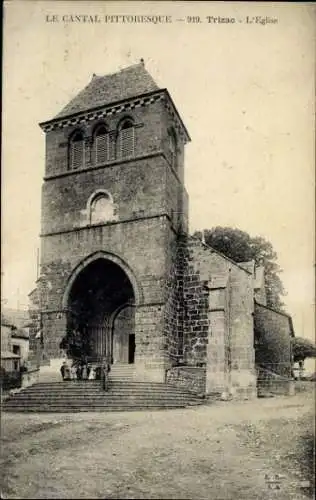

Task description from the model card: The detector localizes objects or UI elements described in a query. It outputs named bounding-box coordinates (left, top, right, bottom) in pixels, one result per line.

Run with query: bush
left=0, top=370, right=22, bottom=391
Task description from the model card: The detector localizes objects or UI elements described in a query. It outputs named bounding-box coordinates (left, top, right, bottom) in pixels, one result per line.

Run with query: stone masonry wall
left=42, top=157, right=167, bottom=235
left=189, top=240, right=257, bottom=399
left=135, top=304, right=166, bottom=382
left=229, top=262, right=256, bottom=398
left=254, top=302, right=293, bottom=378
left=164, top=236, right=181, bottom=363
left=166, top=367, right=206, bottom=396
left=183, top=239, right=209, bottom=367
left=164, top=236, right=257, bottom=398
left=164, top=235, right=209, bottom=394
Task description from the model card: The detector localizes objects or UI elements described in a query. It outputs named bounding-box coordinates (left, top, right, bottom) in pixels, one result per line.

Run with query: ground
left=1, top=387, right=314, bottom=499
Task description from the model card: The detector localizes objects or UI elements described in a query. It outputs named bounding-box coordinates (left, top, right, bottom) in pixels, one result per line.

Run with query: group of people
left=60, top=360, right=96, bottom=381
left=60, top=359, right=111, bottom=387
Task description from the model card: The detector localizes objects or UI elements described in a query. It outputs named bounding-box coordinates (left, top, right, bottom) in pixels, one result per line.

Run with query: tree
left=292, top=337, right=316, bottom=363
left=59, top=329, right=92, bottom=362
left=194, top=226, right=286, bottom=310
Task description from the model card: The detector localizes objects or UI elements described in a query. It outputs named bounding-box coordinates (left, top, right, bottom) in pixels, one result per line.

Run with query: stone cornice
left=40, top=213, right=171, bottom=238
left=39, top=89, right=191, bottom=143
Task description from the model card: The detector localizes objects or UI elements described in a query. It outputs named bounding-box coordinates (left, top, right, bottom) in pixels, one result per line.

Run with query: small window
left=90, top=192, right=114, bottom=224
left=94, top=125, right=109, bottom=165
left=169, top=129, right=177, bottom=170
left=118, top=119, right=135, bottom=159
left=13, top=345, right=20, bottom=355
left=69, top=131, right=84, bottom=170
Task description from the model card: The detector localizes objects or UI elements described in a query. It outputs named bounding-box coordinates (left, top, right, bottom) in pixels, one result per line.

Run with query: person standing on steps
left=60, top=361, right=67, bottom=381
left=76, top=362, right=83, bottom=381
left=82, top=362, right=88, bottom=380
left=70, top=363, right=77, bottom=380
left=101, top=358, right=111, bottom=391
left=60, top=361, right=71, bottom=381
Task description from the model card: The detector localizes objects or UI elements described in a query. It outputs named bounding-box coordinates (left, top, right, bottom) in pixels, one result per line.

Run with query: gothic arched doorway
left=111, top=304, right=136, bottom=364
left=65, top=257, right=136, bottom=363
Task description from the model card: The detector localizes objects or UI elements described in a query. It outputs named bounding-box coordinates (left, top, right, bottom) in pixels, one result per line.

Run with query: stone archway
left=62, top=251, right=142, bottom=309
left=63, top=254, right=139, bottom=363
left=109, top=303, right=136, bottom=364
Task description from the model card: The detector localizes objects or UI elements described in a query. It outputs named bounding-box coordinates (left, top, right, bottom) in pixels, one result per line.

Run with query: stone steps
left=2, top=379, right=204, bottom=412
left=109, top=365, right=136, bottom=381
left=20, top=381, right=197, bottom=392
left=5, top=392, right=201, bottom=401
left=4, top=398, right=201, bottom=405
left=2, top=406, right=197, bottom=413
left=9, top=392, right=201, bottom=399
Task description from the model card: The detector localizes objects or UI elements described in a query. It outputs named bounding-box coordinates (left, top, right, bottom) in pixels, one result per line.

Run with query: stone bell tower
left=38, top=61, right=190, bottom=381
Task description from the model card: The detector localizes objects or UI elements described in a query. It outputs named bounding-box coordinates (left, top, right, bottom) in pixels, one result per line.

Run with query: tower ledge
left=39, top=89, right=191, bottom=144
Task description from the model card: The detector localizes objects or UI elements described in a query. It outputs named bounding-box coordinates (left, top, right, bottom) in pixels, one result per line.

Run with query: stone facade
left=34, top=62, right=294, bottom=399
left=37, top=62, right=190, bottom=384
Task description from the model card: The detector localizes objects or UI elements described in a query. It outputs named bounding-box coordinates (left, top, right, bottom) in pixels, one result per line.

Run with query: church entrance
left=65, top=257, right=136, bottom=364
left=111, top=304, right=135, bottom=364
left=128, top=334, right=136, bottom=364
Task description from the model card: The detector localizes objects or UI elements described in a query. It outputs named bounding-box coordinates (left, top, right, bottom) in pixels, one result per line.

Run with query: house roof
left=11, top=328, right=30, bottom=340
left=1, top=308, right=30, bottom=329
left=1, top=351, right=21, bottom=359
left=54, top=62, right=160, bottom=119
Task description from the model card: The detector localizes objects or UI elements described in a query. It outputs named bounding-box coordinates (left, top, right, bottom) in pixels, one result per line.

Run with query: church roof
left=55, top=62, right=160, bottom=119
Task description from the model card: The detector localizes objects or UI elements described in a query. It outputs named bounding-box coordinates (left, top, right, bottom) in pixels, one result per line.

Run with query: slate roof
left=11, top=328, right=30, bottom=340
left=55, top=62, right=160, bottom=119
left=1, top=309, right=30, bottom=329
left=1, top=351, right=21, bottom=359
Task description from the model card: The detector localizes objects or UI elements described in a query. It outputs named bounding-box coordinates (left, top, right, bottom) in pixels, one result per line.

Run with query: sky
left=2, top=1, right=315, bottom=341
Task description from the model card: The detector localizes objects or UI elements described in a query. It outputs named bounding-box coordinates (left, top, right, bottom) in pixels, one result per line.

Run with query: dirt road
left=1, top=389, right=314, bottom=499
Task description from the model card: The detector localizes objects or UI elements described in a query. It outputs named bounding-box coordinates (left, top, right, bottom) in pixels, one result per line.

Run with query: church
left=29, top=61, right=293, bottom=401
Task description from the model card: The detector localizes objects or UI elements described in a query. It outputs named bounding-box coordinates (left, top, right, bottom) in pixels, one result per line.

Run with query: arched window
left=117, top=119, right=135, bottom=159
left=69, top=130, right=84, bottom=170
left=90, top=191, right=114, bottom=225
left=94, top=124, right=109, bottom=165
left=169, top=129, right=177, bottom=170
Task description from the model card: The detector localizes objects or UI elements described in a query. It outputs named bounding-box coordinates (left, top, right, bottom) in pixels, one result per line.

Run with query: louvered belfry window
left=109, top=131, right=116, bottom=161
left=69, top=131, right=84, bottom=170
left=118, top=119, right=135, bottom=159
left=95, top=125, right=109, bottom=165
left=169, top=129, right=177, bottom=170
